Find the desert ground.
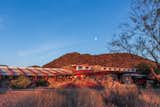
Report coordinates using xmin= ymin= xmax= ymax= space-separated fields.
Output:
xmin=0 ymin=79 xmax=160 ymax=107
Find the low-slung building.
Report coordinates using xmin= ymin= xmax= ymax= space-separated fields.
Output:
xmin=0 ymin=65 xmax=137 ymax=78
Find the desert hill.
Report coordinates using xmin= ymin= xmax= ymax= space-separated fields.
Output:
xmin=43 ymin=52 xmax=156 ymax=68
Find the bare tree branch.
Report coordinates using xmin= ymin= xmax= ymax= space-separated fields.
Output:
xmin=109 ymin=0 xmax=160 ymax=68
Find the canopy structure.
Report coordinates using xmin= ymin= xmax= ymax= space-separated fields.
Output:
xmin=0 ymin=66 xmax=73 ymax=77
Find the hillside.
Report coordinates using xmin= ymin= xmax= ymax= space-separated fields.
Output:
xmin=43 ymin=52 xmax=156 ymax=68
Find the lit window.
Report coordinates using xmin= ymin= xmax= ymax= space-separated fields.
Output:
xmin=85 ymin=67 xmax=89 ymax=69
xmin=78 ymin=66 xmax=83 ymax=70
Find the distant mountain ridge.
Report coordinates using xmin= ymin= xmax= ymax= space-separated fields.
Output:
xmin=43 ymin=52 xmax=156 ymax=68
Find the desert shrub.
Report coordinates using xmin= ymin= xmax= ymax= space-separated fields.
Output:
xmin=139 ymin=89 xmax=160 ymax=106
xmin=48 ymin=78 xmax=103 ymax=89
xmin=103 ymin=83 xmax=142 ymax=107
xmin=75 ymin=88 xmax=106 ymax=107
xmin=151 ymin=80 xmax=160 ymax=88
xmin=102 ymin=74 xmax=115 ymax=88
xmin=36 ymin=79 xmax=49 ymax=87
xmin=103 ymin=82 xmax=160 ymax=107
xmin=154 ymin=68 xmax=160 ymax=74
xmin=1 ymin=81 xmax=160 ymax=107
xmin=135 ymin=63 xmax=151 ymax=75
xmin=10 ymin=76 xmax=31 ymax=89
xmin=106 ymin=91 xmax=140 ymax=107
xmin=2 ymin=89 xmax=106 ymax=107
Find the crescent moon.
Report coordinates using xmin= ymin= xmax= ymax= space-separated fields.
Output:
xmin=94 ymin=36 xmax=98 ymax=41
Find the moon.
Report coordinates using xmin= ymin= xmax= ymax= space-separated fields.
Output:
xmin=94 ymin=36 xmax=98 ymax=41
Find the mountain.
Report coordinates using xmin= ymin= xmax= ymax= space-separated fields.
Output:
xmin=43 ymin=52 xmax=156 ymax=68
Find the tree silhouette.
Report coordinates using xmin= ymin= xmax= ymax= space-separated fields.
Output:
xmin=110 ymin=0 xmax=160 ymax=68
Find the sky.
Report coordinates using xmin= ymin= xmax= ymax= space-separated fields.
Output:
xmin=0 ymin=0 xmax=131 ymax=66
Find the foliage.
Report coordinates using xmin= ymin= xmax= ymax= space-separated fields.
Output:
xmin=36 ymin=79 xmax=49 ymax=87
xmin=135 ymin=63 xmax=151 ymax=75
xmin=154 ymin=68 xmax=160 ymax=74
xmin=10 ymin=76 xmax=31 ymax=89
xmin=1 ymin=82 xmax=160 ymax=107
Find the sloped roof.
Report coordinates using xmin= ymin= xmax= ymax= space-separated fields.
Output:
xmin=0 ymin=66 xmax=73 ymax=76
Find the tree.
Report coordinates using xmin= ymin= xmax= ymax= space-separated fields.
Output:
xmin=135 ymin=63 xmax=151 ymax=75
xmin=110 ymin=0 xmax=160 ymax=68
xmin=154 ymin=68 xmax=160 ymax=74
xmin=36 ymin=79 xmax=49 ymax=87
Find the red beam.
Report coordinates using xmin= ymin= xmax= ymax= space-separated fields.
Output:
xmin=43 ymin=69 xmax=57 ymax=76
xmin=17 ymin=68 xmax=27 ymax=76
xmin=6 ymin=67 xmax=15 ymax=76
xmin=26 ymin=68 xmax=38 ymax=76
xmin=36 ymin=69 xmax=49 ymax=77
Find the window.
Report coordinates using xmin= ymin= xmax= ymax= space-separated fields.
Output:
xmin=77 ymin=66 xmax=83 ymax=70
xmin=85 ymin=67 xmax=89 ymax=69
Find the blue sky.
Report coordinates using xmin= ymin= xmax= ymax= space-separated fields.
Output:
xmin=0 ymin=0 xmax=131 ymax=66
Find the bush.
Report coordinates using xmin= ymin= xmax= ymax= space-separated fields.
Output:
xmin=10 ymin=76 xmax=31 ymax=89
xmin=2 ymin=89 xmax=106 ymax=107
xmin=154 ymin=68 xmax=160 ymax=74
xmin=135 ymin=63 xmax=151 ymax=75
xmin=1 ymin=80 xmax=160 ymax=107
xmin=104 ymin=84 xmax=140 ymax=107
xmin=36 ymin=79 xmax=49 ymax=87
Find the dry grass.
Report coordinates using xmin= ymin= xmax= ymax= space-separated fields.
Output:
xmin=48 ymin=78 xmax=102 ymax=89
xmin=0 ymin=89 xmax=106 ymax=107
xmin=102 ymin=80 xmax=160 ymax=107
xmin=0 ymin=79 xmax=160 ymax=107
xmin=139 ymin=89 xmax=160 ymax=106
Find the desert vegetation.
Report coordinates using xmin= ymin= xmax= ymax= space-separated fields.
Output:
xmin=0 ymin=77 xmax=160 ymax=107
xmin=0 ymin=63 xmax=159 ymax=107
xmin=10 ymin=76 xmax=32 ymax=89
